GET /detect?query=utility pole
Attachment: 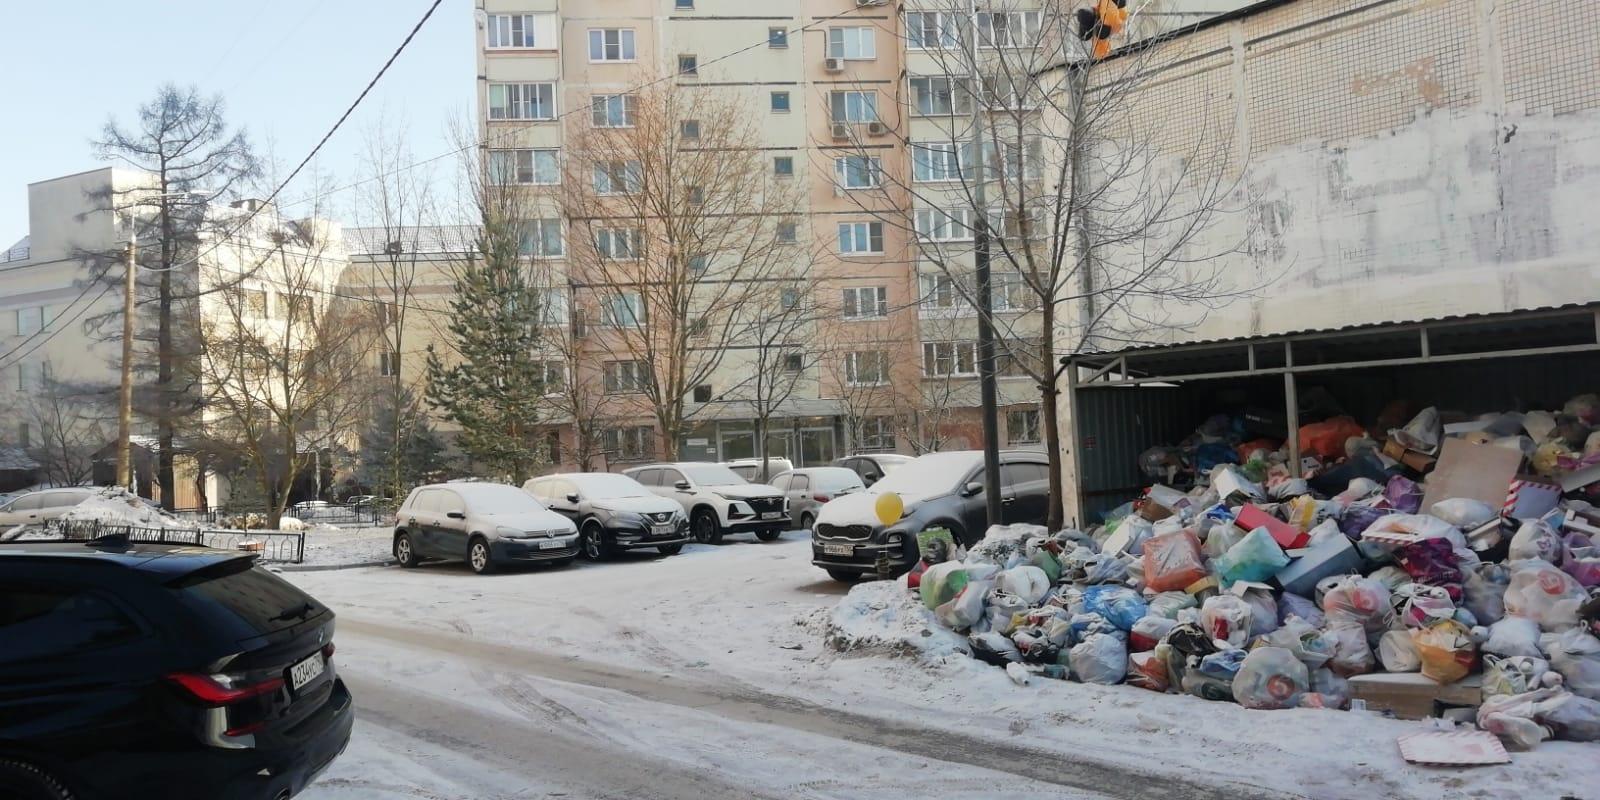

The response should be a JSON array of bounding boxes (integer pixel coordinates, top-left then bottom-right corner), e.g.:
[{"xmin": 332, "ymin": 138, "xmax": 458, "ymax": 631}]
[
  {"xmin": 116, "ymin": 239, "xmax": 136, "ymax": 489},
  {"xmin": 969, "ymin": 1, "xmax": 1002, "ymax": 527}
]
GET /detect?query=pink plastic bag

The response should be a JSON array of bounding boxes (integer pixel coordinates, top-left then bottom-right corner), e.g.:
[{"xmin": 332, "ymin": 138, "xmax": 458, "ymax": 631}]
[
  {"xmin": 1321, "ymin": 576, "xmax": 1394, "ymax": 633},
  {"xmin": 1142, "ymin": 531, "xmax": 1208, "ymax": 592},
  {"xmin": 1562, "ymin": 532, "xmax": 1600, "ymax": 587}
]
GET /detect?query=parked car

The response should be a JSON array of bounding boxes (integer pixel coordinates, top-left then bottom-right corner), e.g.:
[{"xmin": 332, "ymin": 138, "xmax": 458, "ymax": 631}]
[
  {"xmin": 831, "ymin": 453, "xmax": 914, "ymax": 488},
  {"xmin": 0, "ymin": 488, "xmax": 94, "ymax": 528},
  {"xmin": 392, "ymin": 482, "xmax": 578, "ymax": 574},
  {"xmin": 0, "ymin": 537, "xmax": 353, "ymax": 799},
  {"xmin": 524, "ymin": 473, "xmax": 689, "ymax": 560},
  {"xmin": 722, "ymin": 457, "xmax": 795, "ymax": 484},
  {"xmin": 811, "ymin": 450, "xmax": 1052, "ymax": 582},
  {"xmin": 771, "ymin": 467, "xmax": 865, "ymax": 531},
  {"xmin": 622, "ymin": 463, "xmax": 789, "ymax": 544}
]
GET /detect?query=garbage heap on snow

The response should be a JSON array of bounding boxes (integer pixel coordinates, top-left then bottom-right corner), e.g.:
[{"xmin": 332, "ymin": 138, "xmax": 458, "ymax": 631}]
[{"xmin": 909, "ymin": 398, "xmax": 1600, "ymax": 752}]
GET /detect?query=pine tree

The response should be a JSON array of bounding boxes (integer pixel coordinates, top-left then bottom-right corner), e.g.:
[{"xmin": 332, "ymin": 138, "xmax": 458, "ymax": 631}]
[{"xmin": 357, "ymin": 387, "xmax": 447, "ymax": 496}]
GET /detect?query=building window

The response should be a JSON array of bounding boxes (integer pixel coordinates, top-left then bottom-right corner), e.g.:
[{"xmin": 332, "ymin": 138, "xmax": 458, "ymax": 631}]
[
  {"xmin": 923, "ymin": 341, "xmax": 978, "ymax": 377},
  {"xmin": 910, "ymin": 76, "xmax": 972, "ymax": 116},
  {"xmin": 982, "ymin": 74, "xmax": 1036, "ymax": 110},
  {"xmin": 375, "ymin": 301, "xmax": 397, "ymax": 328},
  {"xmin": 782, "ymin": 351, "xmax": 804, "ymax": 372},
  {"xmin": 591, "ymin": 94, "xmax": 637, "ymax": 127},
  {"xmin": 773, "ymin": 156, "xmax": 794, "ymax": 176},
  {"xmin": 486, "ymin": 13, "xmax": 556, "ymax": 49},
  {"xmin": 689, "ymin": 317, "xmax": 709, "ymax": 337},
  {"xmin": 845, "ymin": 351, "xmax": 890, "ymax": 385},
  {"xmin": 530, "ymin": 287, "xmax": 569, "ymax": 327},
  {"xmin": 1008, "ymin": 409, "xmax": 1041, "ymax": 443},
  {"xmin": 534, "ymin": 360, "xmax": 565, "ymax": 395},
  {"xmin": 906, "ymin": 11, "xmax": 958, "ymax": 49},
  {"xmin": 833, "ymin": 156, "xmax": 882, "ymax": 189},
  {"xmin": 977, "ymin": 11, "xmax": 1042, "ymax": 48},
  {"xmin": 688, "ymin": 254, "xmax": 709, "ymax": 274},
  {"xmin": 912, "ymin": 143, "xmax": 966, "ymax": 182},
  {"xmin": 284, "ymin": 293, "xmax": 313, "ymax": 321},
  {"xmin": 826, "ymin": 27, "xmax": 876, "ymax": 60},
  {"xmin": 595, "ymin": 228, "xmax": 641, "ymax": 260},
  {"xmin": 680, "ymin": 119, "xmax": 701, "ymax": 140},
  {"xmin": 240, "ymin": 288, "xmax": 269, "ymax": 318},
  {"xmin": 920, "ymin": 273, "xmax": 960, "ymax": 310},
  {"xmin": 592, "ymin": 160, "xmax": 642, "ymax": 194},
  {"xmin": 693, "ymin": 384, "xmax": 713, "ymax": 402},
  {"xmin": 545, "ymin": 429, "xmax": 562, "ymax": 462},
  {"xmin": 829, "ymin": 90, "xmax": 878, "ymax": 123},
  {"xmin": 14, "ymin": 307, "xmax": 44, "ymax": 336},
  {"xmin": 776, "ymin": 220, "xmax": 798, "ymax": 242},
  {"xmin": 768, "ymin": 27, "xmax": 788, "ymax": 48},
  {"xmin": 603, "ymin": 361, "xmax": 646, "ymax": 393},
  {"xmin": 675, "ymin": 0, "xmax": 694, "ymax": 8},
  {"xmin": 915, "ymin": 207, "xmax": 975, "ymax": 242},
  {"xmin": 770, "ymin": 91, "xmax": 791, "ymax": 112},
  {"xmin": 588, "ymin": 28, "xmax": 636, "ymax": 62},
  {"xmin": 488, "ymin": 148, "xmax": 559, "ymax": 185},
  {"xmin": 602, "ymin": 426, "xmax": 654, "ymax": 460},
  {"xmin": 779, "ymin": 287, "xmax": 801, "ymax": 309},
  {"xmin": 837, "ymin": 222, "xmax": 884, "ymax": 254},
  {"xmin": 379, "ymin": 352, "xmax": 400, "ymax": 377},
  {"xmin": 16, "ymin": 362, "xmax": 45, "ymax": 391},
  {"xmin": 488, "ymin": 83, "xmax": 556, "ymax": 120},
  {"xmin": 519, "ymin": 219, "xmax": 565, "ymax": 258},
  {"xmin": 678, "ymin": 54, "xmax": 698, "ymax": 75},
  {"xmin": 687, "ymin": 185, "xmax": 705, "ymax": 205},
  {"xmin": 997, "ymin": 340, "xmax": 1041, "ymax": 377},
  {"xmin": 860, "ymin": 416, "xmax": 895, "ymax": 450},
  {"xmin": 600, "ymin": 292, "xmax": 644, "ymax": 327},
  {"xmin": 841, "ymin": 286, "xmax": 887, "ymax": 319},
  {"xmin": 991, "ymin": 272, "xmax": 1033, "ymax": 311}
]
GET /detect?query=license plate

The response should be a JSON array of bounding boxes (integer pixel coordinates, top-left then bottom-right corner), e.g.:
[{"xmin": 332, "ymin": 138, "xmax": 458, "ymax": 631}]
[
  {"xmin": 538, "ymin": 538, "xmax": 565, "ymax": 550},
  {"xmin": 823, "ymin": 543, "xmax": 854, "ymax": 556},
  {"xmin": 760, "ymin": 512, "xmax": 783, "ymax": 520},
  {"xmin": 651, "ymin": 523, "xmax": 676, "ymax": 534},
  {"xmin": 289, "ymin": 652, "xmax": 325, "ymax": 692}
]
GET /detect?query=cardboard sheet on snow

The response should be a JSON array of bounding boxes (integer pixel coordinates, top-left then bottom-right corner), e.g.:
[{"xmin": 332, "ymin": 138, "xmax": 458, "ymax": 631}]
[{"xmin": 1419, "ymin": 439, "xmax": 1523, "ymax": 513}]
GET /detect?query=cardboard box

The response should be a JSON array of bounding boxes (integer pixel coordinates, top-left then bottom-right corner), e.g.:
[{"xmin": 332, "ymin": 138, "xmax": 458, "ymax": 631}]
[
  {"xmin": 1348, "ymin": 673, "xmax": 1482, "ymax": 721},
  {"xmin": 1274, "ymin": 533, "xmax": 1362, "ymax": 597},
  {"xmin": 1236, "ymin": 504, "xmax": 1308, "ymax": 550},
  {"xmin": 1382, "ymin": 438, "xmax": 1438, "ymax": 473},
  {"xmin": 1419, "ymin": 439, "xmax": 1523, "ymax": 513}
]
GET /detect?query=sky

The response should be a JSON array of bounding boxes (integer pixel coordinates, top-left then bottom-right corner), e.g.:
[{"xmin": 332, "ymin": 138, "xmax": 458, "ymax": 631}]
[{"xmin": 0, "ymin": 0, "xmax": 475, "ymax": 245}]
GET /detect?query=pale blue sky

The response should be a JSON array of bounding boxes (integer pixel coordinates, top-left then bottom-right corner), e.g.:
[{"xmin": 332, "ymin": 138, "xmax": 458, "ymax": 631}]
[{"xmin": 0, "ymin": 0, "xmax": 474, "ymax": 243}]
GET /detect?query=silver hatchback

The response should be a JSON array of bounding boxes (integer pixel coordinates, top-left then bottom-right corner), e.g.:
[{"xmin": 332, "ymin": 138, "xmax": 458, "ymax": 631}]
[{"xmin": 771, "ymin": 467, "xmax": 865, "ymax": 531}]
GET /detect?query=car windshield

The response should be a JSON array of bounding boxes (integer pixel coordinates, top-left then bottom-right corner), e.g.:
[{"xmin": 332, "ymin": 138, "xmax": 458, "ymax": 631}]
[
  {"xmin": 680, "ymin": 464, "xmax": 748, "ymax": 486},
  {"xmin": 572, "ymin": 473, "xmax": 651, "ymax": 499},
  {"xmin": 811, "ymin": 469, "xmax": 865, "ymax": 492},
  {"xmin": 461, "ymin": 485, "xmax": 547, "ymax": 514},
  {"xmin": 876, "ymin": 456, "xmax": 912, "ymax": 474},
  {"xmin": 869, "ymin": 452, "xmax": 979, "ymax": 503}
]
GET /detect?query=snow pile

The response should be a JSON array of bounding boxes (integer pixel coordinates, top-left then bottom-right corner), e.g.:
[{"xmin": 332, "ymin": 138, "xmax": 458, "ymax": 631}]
[
  {"xmin": 60, "ymin": 488, "xmax": 197, "ymax": 529},
  {"xmin": 823, "ymin": 580, "xmax": 969, "ymax": 662}
]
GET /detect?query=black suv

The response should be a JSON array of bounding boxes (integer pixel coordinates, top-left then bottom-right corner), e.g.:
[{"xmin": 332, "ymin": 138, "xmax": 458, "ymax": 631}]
[{"xmin": 0, "ymin": 539, "xmax": 353, "ymax": 800}]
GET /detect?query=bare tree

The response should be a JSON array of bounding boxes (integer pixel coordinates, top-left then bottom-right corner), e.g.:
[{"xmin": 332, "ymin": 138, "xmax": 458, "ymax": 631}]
[
  {"xmin": 18, "ymin": 366, "xmax": 105, "ymax": 487},
  {"xmin": 718, "ymin": 275, "xmax": 825, "ymax": 477},
  {"xmin": 832, "ymin": 2, "xmax": 1250, "ymax": 526}
]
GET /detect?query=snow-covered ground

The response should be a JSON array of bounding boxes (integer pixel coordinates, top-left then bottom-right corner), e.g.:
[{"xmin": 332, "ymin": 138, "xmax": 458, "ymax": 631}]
[
  {"xmin": 291, "ymin": 526, "xmax": 395, "ymax": 567},
  {"xmin": 288, "ymin": 534, "xmax": 1599, "ymax": 800}
]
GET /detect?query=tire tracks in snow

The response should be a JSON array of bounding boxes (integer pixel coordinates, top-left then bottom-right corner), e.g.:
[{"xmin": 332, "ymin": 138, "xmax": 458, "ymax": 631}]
[{"xmin": 339, "ymin": 616, "xmax": 1301, "ymax": 800}]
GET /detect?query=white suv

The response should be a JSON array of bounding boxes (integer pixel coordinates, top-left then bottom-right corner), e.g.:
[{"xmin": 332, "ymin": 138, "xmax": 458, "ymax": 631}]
[{"xmin": 623, "ymin": 463, "xmax": 789, "ymax": 545}]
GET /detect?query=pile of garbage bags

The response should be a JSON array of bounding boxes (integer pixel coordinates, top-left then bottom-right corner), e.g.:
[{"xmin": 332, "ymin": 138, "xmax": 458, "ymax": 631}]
[{"xmin": 908, "ymin": 427, "xmax": 1600, "ymax": 750}]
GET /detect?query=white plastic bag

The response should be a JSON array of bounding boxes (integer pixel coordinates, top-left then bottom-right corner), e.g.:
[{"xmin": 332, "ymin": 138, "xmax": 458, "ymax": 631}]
[
  {"xmin": 1504, "ymin": 559, "xmax": 1587, "ymax": 631},
  {"xmin": 1463, "ymin": 563, "xmax": 1510, "ymax": 625},
  {"xmin": 1321, "ymin": 576, "xmax": 1394, "ymax": 634},
  {"xmin": 1429, "ymin": 498, "xmax": 1497, "ymax": 530},
  {"xmin": 1544, "ymin": 628, "xmax": 1600, "ymax": 701},
  {"xmin": 935, "ymin": 580, "xmax": 992, "ymax": 631},
  {"xmin": 1323, "ymin": 624, "xmax": 1375, "ymax": 676},
  {"xmin": 1069, "ymin": 633, "xmax": 1128, "ymax": 685},
  {"xmin": 1378, "ymin": 630, "xmax": 1421, "ymax": 672},
  {"xmin": 1509, "ymin": 520, "xmax": 1564, "ymax": 564},
  {"xmin": 1147, "ymin": 591, "xmax": 1197, "ymax": 619},
  {"xmin": 1482, "ymin": 655, "xmax": 1554, "ymax": 697},
  {"xmin": 1233, "ymin": 646, "xmax": 1310, "ymax": 710},
  {"xmin": 1265, "ymin": 616, "xmax": 1333, "ymax": 670},
  {"xmin": 1200, "ymin": 595, "xmax": 1253, "ymax": 648},
  {"xmin": 1482, "ymin": 616, "xmax": 1543, "ymax": 658},
  {"xmin": 985, "ymin": 591, "xmax": 1028, "ymax": 635},
  {"xmin": 995, "ymin": 566, "xmax": 1050, "ymax": 605}
]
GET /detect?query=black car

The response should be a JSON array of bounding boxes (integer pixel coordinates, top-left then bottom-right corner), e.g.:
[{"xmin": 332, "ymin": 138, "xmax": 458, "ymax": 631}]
[
  {"xmin": 831, "ymin": 453, "xmax": 913, "ymax": 488},
  {"xmin": 0, "ymin": 538, "xmax": 353, "ymax": 800},
  {"xmin": 524, "ymin": 473, "xmax": 690, "ymax": 560},
  {"xmin": 812, "ymin": 450, "xmax": 1052, "ymax": 581}
]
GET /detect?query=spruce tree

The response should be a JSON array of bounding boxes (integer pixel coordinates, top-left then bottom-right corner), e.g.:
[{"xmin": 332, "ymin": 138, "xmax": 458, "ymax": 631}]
[{"xmin": 357, "ymin": 387, "xmax": 447, "ymax": 496}]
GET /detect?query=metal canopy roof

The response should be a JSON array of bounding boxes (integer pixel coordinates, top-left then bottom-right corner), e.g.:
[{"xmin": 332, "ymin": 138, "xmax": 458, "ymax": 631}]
[{"xmin": 1066, "ymin": 304, "xmax": 1600, "ymax": 387}]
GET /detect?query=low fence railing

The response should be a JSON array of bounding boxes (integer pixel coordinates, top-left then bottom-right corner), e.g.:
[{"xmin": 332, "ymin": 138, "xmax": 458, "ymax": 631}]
[
  {"xmin": 45, "ymin": 519, "xmax": 306, "ymax": 563},
  {"xmin": 170, "ymin": 503, "xmax": 386, "ymax": 529}
]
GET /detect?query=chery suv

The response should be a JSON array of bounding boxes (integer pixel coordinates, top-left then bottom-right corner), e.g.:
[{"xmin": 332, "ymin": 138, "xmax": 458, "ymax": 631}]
[
  {"xmin": 623, "ymin": 463, "xmax": 789, "ymax": 544},
  {"xmin": 524, "ymin": 472, "xmax": 688, "ymax": 560}
]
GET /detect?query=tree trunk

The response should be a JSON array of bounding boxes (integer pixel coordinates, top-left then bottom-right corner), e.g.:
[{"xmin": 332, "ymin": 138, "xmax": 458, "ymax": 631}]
[{"xmin": 1041, "ymin": 307, "xmax": 1065, "ymax": 530}]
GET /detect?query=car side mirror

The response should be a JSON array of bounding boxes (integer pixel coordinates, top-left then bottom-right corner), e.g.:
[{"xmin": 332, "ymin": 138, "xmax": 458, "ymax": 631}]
[
  {"xmin": 565, "ymin": 493, "xmax": 580, "ymax": 504},
  {"xmin": 446, "ymin": 511, "xmax": 466, "ymax": 520},
  {"xmin": 961, "ymin": 481, "xmax": 983, "ymax": 498},
  {"xmin": 674, "ymin": 480, "xmax": 691, "ymax": 491}
]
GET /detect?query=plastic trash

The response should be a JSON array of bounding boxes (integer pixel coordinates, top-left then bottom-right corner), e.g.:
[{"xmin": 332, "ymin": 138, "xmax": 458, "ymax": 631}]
[
  {"xmin": 1200, "ymin": 595, "xmax": 1253, "ymax": 648},
  {"xmin": 1198, "ymin": 648, "xmax": 1248, "ymax": 680},
  {"xmin": 1478, "ymin": 686, "xmax": 1600, "ymax": 748},
  {"xmin": 1238, "ymin": 585, "xmax": 1281, "ymax": 637},
  {"xmin": 1323, "ymin": 624, "xmax": 1375, "ymax": 676},
  {"xmin": 1390, "ymin": 406, "xmax": 1442, "ymax": 454},
  {"xmin": 1382, "ymin": 475, "xmax": 1425, "ymax": 514},
  {"xmin": 1130, "ymin": 615, "xmax": 1178, "ymax": 652},
  {"xmin": 1483, "ymin": 616, "xmax": 1544, "ymax": 658},
  {"xmin": 1395, "ymin": 538, "xmax": 1464, "ymax": 595},
  {"xmin": 969, "ymin": 631, "xmax": 1022, "ymax": 665},
  {"xmin": 1201, "ymin": 523, "xmax": 1244, "ymax": 560},
  {"xmin": 1068, "ymin": 612, "xmax": 1119, "ymax": 644},
  {"xmin": 1545, "ymin": 628, "xmax": 1600, "ymax": 701},
  {"xmin": 1266, "ymin": 616, "xmax": 1333, "ymax": 670},
  {"xmin": 1005, "ymin": 662, "xmax": 1031, "ymax": 686},
  {"xmin": 1082, "ymin": 585, "xmax": 1148, "ymax": 632},
  {"xmin": 1463, "ymin": 563, "xmax": 1511, "ymax": 625},
  {"xmin": 1084, "ymin": 553, "xmax": 1130, "ymax": 585},
  {"xmin": 1378, "ymin": 630, "xmax": 1422, "ymax": 672},
  {"xmin": 919, "ymin": 562, "xmax": 970, "ymax": 610},
  {"xmin": 1562, "ymin": 531, "xmax": 1600, "ymax": 587},
  {"xmin": 935, "ymin": 580, "xmax": 992, "ymax": 631},
  {"xmin": 1339, "ymin": 505, "xmax": 1393, "ymax": 540},
  {"xmin": 1299, "ymin": 416, "xmax": 1366, "ymax": 460},
  {"xmin": 1126, "ymin": 650, "xmax": 1170, "ymax": 692},
  {"xmin": 1028, "ymin": 549, "xmax": 1063, "ymax": 583},
  {"xmin": 1509, "ymin": 520, "xmax": 1564, "ymax": 564},
  {"xmin": 1413, "ymin": 620, "xmax": 1477, "ymax": 684},
  {"xmin": 1233, "ymin": 647, "xmax": 1310, "ymax": 710},
  {"xmin": 1504, "ymin": 559, "xmax": 1587, "ymax": 631},
  {"xmin": 1181, "ymin": 669, "xmax": 1236, "ymax": 702},
  {"xmin": 985, "ymin": 591, "xmax": 1029, "ymax": 636},
  {"xmin": 1430, "ymin": 498, "xmax": 1497, "ymax": 530},
  {"xmin": 1321, "ymin": 576, "xmax": 1395, "ymax": 633},
  {"xmin": 1147, "ymin": 591, "xmax": 1198, "ymax": 620},
  {"xmin": 1213, "ymin": 527, "xmax": 1290, "ymax": 584},
  {"xmin": 995, "ymin": 566, "xmax": 1051, "ymax": 606},
  {"xmin": 1335, "ymin": 477, "xmax": 1383, "ymax": 506},
  {"xmin": 1070, "ymin": 633, "xmax": 1128, "ymax": 685},
  {"xmin": 1308, "ymin": 668, "xmax": 1351, "ymax": 709},
  {"xmin": 1397, "ymin": 583, "xmax": 1456, "ymax": 628},
  {"xmin": 1277, "ymin": 593, "xmax": 1326, "ymax": 629},
  {"xmin": 1483, "ymin": 655, "xmax": 1556, "ymax": 697},
  {"xmin": 1141, "ymin": 531, "xmax": 1208, "ymax": 592}
]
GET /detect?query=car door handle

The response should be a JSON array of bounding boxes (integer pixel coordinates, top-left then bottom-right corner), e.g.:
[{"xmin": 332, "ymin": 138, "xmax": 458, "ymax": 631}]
[{"xmin": 1001, "ymin": 497, "xmax": 1016, "ymax": 505}]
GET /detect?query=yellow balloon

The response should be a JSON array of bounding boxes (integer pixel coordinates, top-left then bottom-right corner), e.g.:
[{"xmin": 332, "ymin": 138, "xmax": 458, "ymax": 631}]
[{"xmin": 874, "ymin": 492, "xmax": 905, "ymax": 527}]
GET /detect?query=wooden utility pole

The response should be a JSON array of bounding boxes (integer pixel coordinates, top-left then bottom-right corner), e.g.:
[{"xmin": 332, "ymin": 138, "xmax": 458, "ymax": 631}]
[{"xmin": 116, "ymin": 239, "xmax": 135, "ymax": 488}]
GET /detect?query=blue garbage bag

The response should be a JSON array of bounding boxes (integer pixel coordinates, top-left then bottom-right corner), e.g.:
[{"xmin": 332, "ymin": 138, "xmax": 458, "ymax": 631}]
[{"xmin": 1082, "ymin": 585, "xmax": 1149, "ymax": 631}]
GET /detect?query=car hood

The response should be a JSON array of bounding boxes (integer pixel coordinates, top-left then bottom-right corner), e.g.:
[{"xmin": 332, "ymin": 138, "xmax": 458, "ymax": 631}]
[
  {"xmin": 815, "ymin": 490, "xmax": 922, "ymax": 528},
  {"xmin": 478, "ymin": 510, "xmax": 576, "ymax": 532},
  {"xmin": 591, "ymin": 496, "xmax": 681, "ymax": 515},
  {"xmin": 708, "ymin": 484, "xmax": 782, "ymax": 501}
]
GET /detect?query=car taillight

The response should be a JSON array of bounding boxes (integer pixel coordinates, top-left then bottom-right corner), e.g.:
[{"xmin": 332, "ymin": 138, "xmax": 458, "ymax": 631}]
[
  {"xmin": 322, "ymin": 642, "xmax": 335, "ymax": 660},
  {"xmin": 813, "ymin": 493, "xmax": 831, "ymax": 502},
  {"xmin": 166, "ymin": 671, "xmax": 285, "ymax": 707}
]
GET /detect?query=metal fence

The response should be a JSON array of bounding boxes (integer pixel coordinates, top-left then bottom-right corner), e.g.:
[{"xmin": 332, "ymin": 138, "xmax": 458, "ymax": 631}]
[
  {"xmin": 44, "ymin": 520, "xmax": 306, "ymax": 563},
  {"xmin": 171, "ymin": 503, "xmax": 386, "ymax": 530}
]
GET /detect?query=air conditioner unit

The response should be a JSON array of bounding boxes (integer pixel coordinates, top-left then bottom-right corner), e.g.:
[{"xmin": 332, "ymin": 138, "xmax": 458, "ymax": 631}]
[
  {"xmin": 866, "ymin": 121, "xmax": 888, "ymax": 137},
  {"xmin": 830, "ymin": 122, "xmax": 851, "ymax": 140},
  {"xmin": 824, "ymin": 57, "xmax": 846, "ymax": 73}
]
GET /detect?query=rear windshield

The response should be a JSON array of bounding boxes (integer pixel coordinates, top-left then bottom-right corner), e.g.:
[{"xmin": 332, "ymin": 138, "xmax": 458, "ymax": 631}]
[{"xmin": 170, "ymin": 560, "xmax": 326, "ymax": 640}]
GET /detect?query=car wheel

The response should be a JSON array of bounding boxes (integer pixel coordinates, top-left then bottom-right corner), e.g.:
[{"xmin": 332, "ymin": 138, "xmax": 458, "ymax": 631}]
[
  {"xmin": 799, "ymin": 512, "xmax": 815, "ymax": 531},
  {"xmin": 825, "ymin": 569, "xmax": 858, "ymax": 584},
  {"xmin": 691, "ymin": 509, "xmax": 723, "ymax": 545},
  {"xmin": 468, "ymin": 536, "xmax": 494, "ymax": 575},
  {"xmin": 581, "ymin": 521, "xmax": 610, "ymax": 561},
  {"xmin": 657, "ymin": 543, "xmax": 684, "ymax": 556},
  {"xmin": 755, "ymin": 528, "xmax": 782, "ymax": 542},
  {"xmin": 394, "ymin": 532, "xmax": 419, "ymax": 568},
  {"xmin": 0, "ymin": 759, "xmax": 73, "ymax": 800}
]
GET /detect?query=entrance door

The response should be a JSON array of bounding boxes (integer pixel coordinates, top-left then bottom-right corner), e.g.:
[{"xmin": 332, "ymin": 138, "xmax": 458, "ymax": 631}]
[{"xmin": 799, "ymin": 428, "xmax": 836, "ymax": 466}]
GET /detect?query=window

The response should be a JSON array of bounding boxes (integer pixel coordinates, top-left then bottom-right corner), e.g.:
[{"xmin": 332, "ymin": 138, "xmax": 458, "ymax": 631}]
[
  {"xmin": 687, "ymin": 185, "xmax": 705, "ymax": 205},
  {"xmin": 782, "ymin": 351, "xmax": 804, "ymax": 372},
  {"xmin": 770, "ymin": 91, "xmax": 791, "ymax": 112},
  {"xmin": 375, "ymin": 301, "xmax": 397, "ymax": 328},
  {"xmin": 601, "ymin": 292, "xmax": 644, "ymax": 327},
  {"xmin": 689, "ymin": 317, "xmax": 709, "ymax": 337},
  {"xmin": 595, "ymin": 228, "xmax": 641, "ymax": 260},
  {"xmin": 488, "ymin": 148, "xmax": 559, "ymax": 185},
  {"xmin": 982, "ymin": 74, "xmax": 1036, "ymax": 110},
  {"xmin": 379, "ymin": 352, "xmax": 400, "ymax": 377},
  {"xmin": 912, "ymin": 143, "xmax": 965, "ymax": 181},
  {"xmin": 837, "ymin": 222, "xmax": 884, "ymax": 254},
  {"xmin": 977, "ymin": 11, "xmax": 1041, "ymax": 48},
  {"xmin": 768, "ymin": 27, "xmax": 788, "ymax": 48},
  {"xmin": 906, "ymin": 11, "xmax": 958, "ymax": 49},
  {"xmin": 588, "ymin": 28, "xmax": 636, "ymax": 61},
  {"xmin": 833, "ymin": 156, "xmax": 882, "ymax": 189},
  {"xmin": 773, "ymin": 156, "xmax": 794, "ymax": 176},
  {"xmin": 1008, "ymin": 409, "xmax": 1041, "ymax": 444},
  {"xmin": 240, "ymin": 288, "xmax": 268, "ymax": 317},
  {"xmin": 602, "ymin": 426, "xmax": 654, "ymax": 460},
  {"xmin": 910, "ymin": 76, "xmax": 972, "ymax": 116},
  {"xmin": 545, "ymin": 430, "xmax": 562, "ymax": 463},
  {"xmin": 592, "ymin": 160, "xmax": 642, "ymax": 194},
  {"xmin": 603, "ymin": 360, "xmax": 646, "ymax": 393},
  {"xmin": 779, "ymin": 287, "xmax": 801, "ymax": 309},
  {"xmin": 680, "ymin": 119, "xmax": 701, "ymax": 140},
  {"xmin": 826, "ymin": 27, "xmax": 876, "ymax": 59},
  {"xmin": 532, "ymin": 287, "xmax": 569, "ymax": 327},
  {"xmin": 1002, "ymin": 461, "xmax": 1048, "ymax": 486},
  {"xmin": 923, "ymin": 341, "xmax": 978, "ymax": 376},
  {"xmin": 283, "ymin": 293, "xmax": 312, "ymax": 321},
  {"xmin": 591, "ymin": 94, "xmax": 638, "ymax": 127},
  {"xmin": 841, "ymin": 286, "xmax": 887, "ymax": 319},
  {"xmin": 519, "ymin": 218, "xmax": 565, "ymax": 258},
  {"xmin": 920, "ymin": 273, "xmax": 960, "ymax": 310},
  {"xmin": 987, "ymin": 139, "xmax": 1043, "ymax": 180},
  {"xmin": 829, "ymin": 91, "xmax": 878, "ymax": 123},
  {"xmin": 997, "ymin": 340, "xmax": 1040, "ymax": 377},
  {"xmin": 915, "ymin": 207, "xmax": 975, "ymax": 241},
  {"xmin": 776, "ymin": 220, "xmax": 798, "ymax": 243},
  {"xmin": 14, "ymin": 307, "xmax": 43, "ymax": 336},
  {"xmin": 533, "ymin": 360, "xmax": 565, "ymax": 395},
  {"xmin": 676, "ymin": 0, "xmax": 694, "ymax": 8},
  {"xmin": 488, "ymin": 83, "xmax": 556, "ymax": 120},
  {"xmin": 860, "ymin": 416, "xmax": 896, "ymax": 450},
  {"xmin": 15, "ymin": 362, "xmax": 44, "ymax": 391},
  {"xmin": 688, "ymin": 254, "xmax": 709, "ymax": 274},
  {"xmin": 678, "ymin": 54, "xmax": 698, "ymax": 75},
  {"xmin": 991, "ymin": 272, "xmax": 1032, "ymax": 311},
  {"xmin": 486, "ymin": 13, "xmax": 556, "ymax": 49},
  {"xmin": 693, "ymin": 384, "xmax": 713, "ymax": 402},
  {"xmin": 845, "ymin": 351, "xmax": 890, "ymax": 385},
  {"xmin": 0, "ymin": 586, "xmax": 142, "ymax": 663}
]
